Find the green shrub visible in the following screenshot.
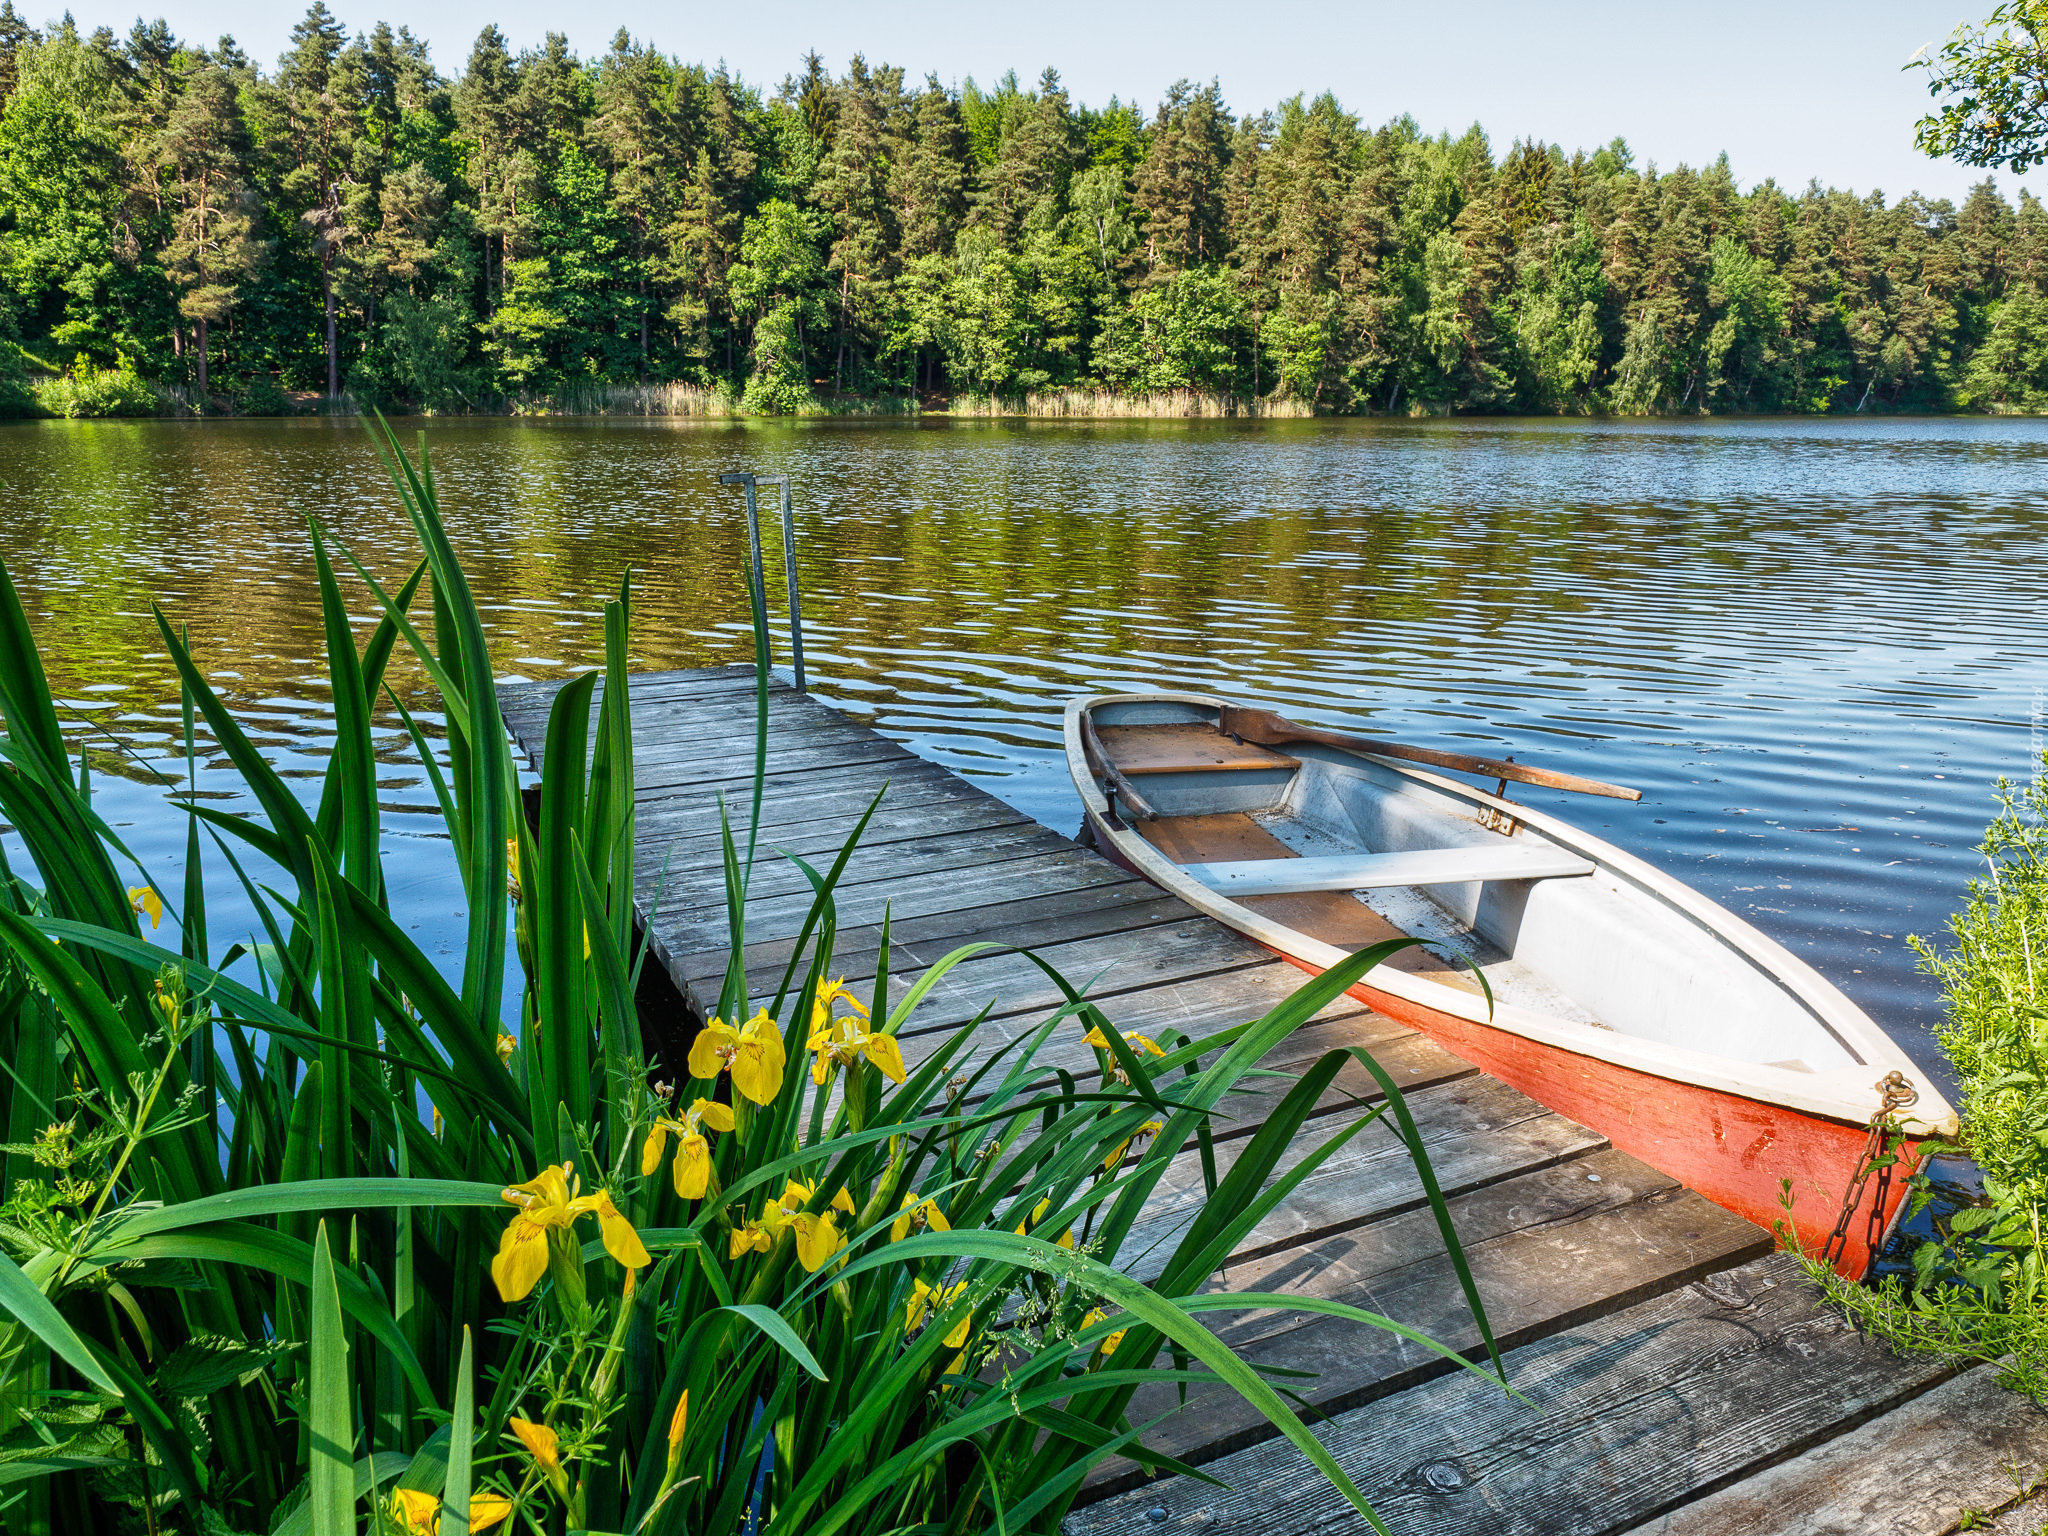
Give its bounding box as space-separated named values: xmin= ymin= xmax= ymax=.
xmin=1797 ymin=754 xmax=2048 ymax=1396
xmin=233 ymin=372 xmax=294 ymax=416
xmin=0 ymin=344 xmax=40 ymax=419
xmin=33 ymin=355 xmax=159 ymax=418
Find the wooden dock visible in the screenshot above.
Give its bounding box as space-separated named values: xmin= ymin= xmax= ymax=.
xmin=499 ymin=666 xmax=2048 ymax=1536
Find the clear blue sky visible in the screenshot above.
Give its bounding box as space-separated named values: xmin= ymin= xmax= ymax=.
xmin=43 ymin=0 xmax=2030 ymax=204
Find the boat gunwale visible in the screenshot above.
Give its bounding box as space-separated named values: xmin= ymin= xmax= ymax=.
xmin=1063 ymin=689 xmax=1957 ymax=1136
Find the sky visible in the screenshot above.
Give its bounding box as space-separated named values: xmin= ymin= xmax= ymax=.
xmin=37 ymin=0 xmax=2035 ymax=205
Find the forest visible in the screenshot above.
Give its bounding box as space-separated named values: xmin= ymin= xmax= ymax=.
xmin=4 ymin=1 xmax=2048 ymax=416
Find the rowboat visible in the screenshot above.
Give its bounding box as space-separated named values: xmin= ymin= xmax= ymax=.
xmin=1064 ymin=691 xmax=1957 ymax=1278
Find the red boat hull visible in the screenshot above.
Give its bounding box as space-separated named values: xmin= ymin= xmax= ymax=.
xmin=1284 ymin=954 xmax=1911 ymax=1278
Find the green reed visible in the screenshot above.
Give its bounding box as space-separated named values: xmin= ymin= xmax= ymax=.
xmin=0 ymin=419 xmax=1503 ymax=1535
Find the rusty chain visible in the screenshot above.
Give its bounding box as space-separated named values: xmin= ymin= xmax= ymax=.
xmin=1820 ymin=1070 xmax=1920 ymax=1270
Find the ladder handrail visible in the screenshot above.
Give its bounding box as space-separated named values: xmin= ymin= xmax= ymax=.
xmin=717 ymin=471 xmax=806 ymax=690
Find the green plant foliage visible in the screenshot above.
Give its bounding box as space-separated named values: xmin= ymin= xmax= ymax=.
xmin=232 ymin=372 xmax=294 ymax=416
xmin=1795 ymin=755 xmax=2048 ymax=1398
xmin=0 ymin=420 xmax=1506 ymax=1532
xmin=1913 ymin=2 xmax=2048 ymax=172
xmin=31 ymin=355 xmax=157 ymax=417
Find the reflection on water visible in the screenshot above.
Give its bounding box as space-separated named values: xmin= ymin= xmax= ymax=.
xmin=2 ymin=414 xmax=2044 ymax=1084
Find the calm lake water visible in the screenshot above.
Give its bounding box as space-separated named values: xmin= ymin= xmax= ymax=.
xmin=2 ymin=414 xmax=2044 ymax=1087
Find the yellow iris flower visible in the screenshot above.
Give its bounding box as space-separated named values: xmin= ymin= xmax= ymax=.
xmin=1081 ymin=1307 xmax=1129 ymax=1356
xmin=688 ymin=1009 xmax=786 ymax=1105
xmin=509 ymin=1416 xmax=570 ymax=1500
xmin=127 ymin=885 xmax=163 ymax=930
xmin=728 ymin=1178 xmax=854 ymax=1270
xmin=1102 ymin=1118 xmax=1166 ymax=1170
xmin=905 ymin=1277 xmax=973 ymax=1348
xmin=890 ymin=1190 xmax=951 ymax=1243
xmin=1082 ymin=1024 xmax=1165 ymax=1057
xmin=1014 ymin=1196 xmax=1075 ymax=1250
xmin=642 ymin=1097 xmax=736 ymax=1199
xmin=806 ymin=980 xmax=906 ymax=1087
xmin=509 ymin=1416 xmax=558 ymax=1471
xmin=389 ymin=1487 xmax=514 ymax=1533
xmin=782 ymin=1177 xmax=853 ymax=1271
xmin=810 ymin=975 xmax=866 ymax=1035
xmin=907 ymin=1278 xmax=975 ymax=1373
xmin=495 ymin=1032 xmax=518 ymax=1066
xmin=505 ymin=838 xmax=522 ymax=902
xmin=491 ymin=1163 xmax=650 ymax=1302
xmin=668 ymin=1388 xmax=689 ymax=1451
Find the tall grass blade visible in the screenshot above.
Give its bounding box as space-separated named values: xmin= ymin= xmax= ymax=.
xmin=308 ymin=1221 xmax=356 ymax=1536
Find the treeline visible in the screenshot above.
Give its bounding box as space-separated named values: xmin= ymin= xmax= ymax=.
xmin=4 ymin=2 xmax=2048 ymax=416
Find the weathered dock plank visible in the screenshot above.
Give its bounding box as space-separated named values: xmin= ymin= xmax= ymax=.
xmin=1065 ymin=1255 xmax=1963 ymax=1536
xmin=1619 ymin=1361 xmax=2048 ymax=1536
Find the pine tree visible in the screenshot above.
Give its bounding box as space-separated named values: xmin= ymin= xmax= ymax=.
xmin=1133 ymin=79 xmax=1232 ymax=274
xmin=593 ymin=29 xmax=682 ymax=373
xmin=795 ymin=50 xmax=835 ymax=153
xmin=813 ymin=55 xmax=901 ymax=390
xmin=895 ymin=74 xmax=965 ymax=261
xmin=975 ymin=67 xmax=1081 ymax=244
xmin=157 ymin=61 xmax=269 ymax=395
xmin=279 ymin=2 xmax=357 ymax=396
xmin=0 ymin=2 xmax=38 ymax=108
xmin=452 ymin=25 xmax=519 ymax=306
xmin=1248 ymin=93 xmax=1358 ymax=404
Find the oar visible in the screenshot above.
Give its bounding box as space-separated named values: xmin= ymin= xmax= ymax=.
xmin=1217 ymin=705 xmax=1642 ymax=803
xmin=1079 ymin=712 xmax=1159 ymax=821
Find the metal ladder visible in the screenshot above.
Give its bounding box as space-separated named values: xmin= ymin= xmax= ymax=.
xmin=718 ymin=472 xmax=806 ymax=690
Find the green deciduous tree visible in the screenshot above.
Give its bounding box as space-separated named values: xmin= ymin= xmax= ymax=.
xmin=729 ymin=196 xmax=825 ymax=409
xmin=1913 ymin=2 xmax=2048 ymax=171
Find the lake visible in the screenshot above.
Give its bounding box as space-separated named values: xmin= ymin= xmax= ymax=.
xmin=2 ymin=413 xmax=2044 ymax=1088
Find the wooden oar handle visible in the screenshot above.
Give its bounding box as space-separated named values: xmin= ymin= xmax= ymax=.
xmin=1079 ymin=713 xmax=1159 ymax=821
xmin=1218 ymin=706 xmax=1642 ymax=803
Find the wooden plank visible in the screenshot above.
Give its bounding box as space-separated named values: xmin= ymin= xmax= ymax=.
xmin=633 ymin=760 xmax=992 ymax=838
xmin=912 ymin=1014 xmax=1465 ymax=1137
xmin=499 ymin=667 xmax=765 ymax=746
xmin=1086 ymin=1147 xmax=1770 ymax=1493
xmin=1097 ymin=723 xmax=1301 ymax=775
xmin=625 ymin=711 xmax=890 ymax=767
xmin=655 ymin=847 xmax=1136 ymax=951
xmin=1140 ymin=811 xmax=1295 ymax=865
xmin=634 ymin=818 xmax=1074 ymax=910
xmin=1064 ymin=1255 xmax=1957 ymax=1535
xmin=818 ymin=917 xmax=1277 ymax=1040
xmin=1987 ymin=1489 xmax=2048 ymax=1533
xmin=1118 ymin=1073 xmax=1607 ymax=1281
xmin=1183 ymin=844 xmax=1596 ymax=896
xmin=1616 ymin=1363 xmax=2048 ymax=1536
xmin=671 ymin=882 xmax=1184 ymax=994
xmin=895 ymin=1022 xmax=1467 ymax=1212
xmin=636 ymin=736 xmax=915 ymax=790
xmin=628 ymin=761 xmax=971 ymax=832
xmin=644 ymin=786 xmax=1029 ymax=854
xmin=634 ymin=794 xmax=1032 ymax=888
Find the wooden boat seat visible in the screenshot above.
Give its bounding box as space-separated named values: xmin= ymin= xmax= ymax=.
xmin=1095 ymin=723 xmax=1300 ymax=775
xmin=1135 ymin=812 xmax=1472 ymax=981
xmin=1179 ymin=844 xmax=1596 ymax=896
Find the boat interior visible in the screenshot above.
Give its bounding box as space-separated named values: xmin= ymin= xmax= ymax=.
xmin=1085 ymin=697 xmax=1864 ymax=1076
